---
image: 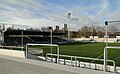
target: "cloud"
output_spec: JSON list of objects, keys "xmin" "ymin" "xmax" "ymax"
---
[
  {"xmin": 0, "ymin": 0, "xmax": 120, "ymax": 31},
  {"xmin": 7, "ymin": 17, "xmax": 58, "ymax": 29},
  {"xmin": 0, "ymin": 0, "xmax": 68, "ymax": 29},
  {"xmin": 91, "ymin": 0, "xmax": 120, "ymax": 24},
  {"xmin": 3, "ymin": 0, "xmax": 46, "ymax": 11},
  {"xmin": 97, "ymin": 0, "xmax": 109, "ymax": 14}
]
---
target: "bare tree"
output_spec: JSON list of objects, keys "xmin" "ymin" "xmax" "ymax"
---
[
  {"xmin": 108, "ymin": 25, "xmax": 118, "ymax": 33},
  {"xmin": 79, "ymin": 26, "xmax": 92, "ymax": 38},
  {"xmin": 97, "ymin": 31, "xmax": 105, "ymax": 38}
]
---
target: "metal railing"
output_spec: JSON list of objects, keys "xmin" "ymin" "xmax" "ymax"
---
[
  {"xmin": 46, "ymin": 53, "xmax": 116, "ymax": 73},
  {"xmin": 26, "ymin": 43, "xmax": 60, "ymax": 63},
  {"xmin": 104, "ymin": 46, "xmax": 120, "ymax": 73}
]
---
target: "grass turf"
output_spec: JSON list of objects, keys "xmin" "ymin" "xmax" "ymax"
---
[{"xmin": 28, "ymin": 42, "xmax": 120, "ymax": 66}]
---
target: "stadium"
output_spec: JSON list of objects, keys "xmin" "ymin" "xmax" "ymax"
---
[
  {"xmin": 2, "ymin": 0, "xmax": 120, "ymax": 74},
  {"xmin": 0, "ymin": 21, "xmax": 120, "ymax": 74}
]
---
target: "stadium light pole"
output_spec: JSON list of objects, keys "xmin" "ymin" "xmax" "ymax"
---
[
  {"xmin": 67, "ymin": 13, "xmax": 79, "ymax": 40},
  {"xmin": 21, "ymin": 28, "xmax": 26, "ymax": 50},
  {"xmin": 104, "ymin": 20, "xmax": 120, "ymax": 72},
  {"xmin": 104, "ymin": 21, "xmax": 108, "ymax": 72},
  {"xmin": 105, "ymin": 21, "xmax": 108, "ymax": 47},
  {"xmin": 49, "ymin": 27, "xmax": 53, "ymax": 61},
  {"xmin": 67, "ymin": 13, "xmax": 71, "ymax": 40},
  {"xmin": 21, "ymin": 30, "xmax": 23, "ymax": 50},
  {"xmin": 105, "ymin": 20, "xmax": 120, "ymax": 46}
]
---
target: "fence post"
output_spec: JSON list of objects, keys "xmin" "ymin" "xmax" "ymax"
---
[
  {"xmin": 75, "ymin": 57, "xmax": 77, "ymax": 67},
  {"xmin": 89, "ymin": 63, "xmax": 91, "ymax": 69},
  {"xmin": 113, "ymin": 61, "xmax": 116, "ymax": 73},
  {"xmin": 95, "ymin": 63, "xmax": 97, "ymax": 70},
  {"xmin": 78, "ymin": 61, "xmax": 80, "ymax": 67},
  {"xmin": 71, "ymin": 57, "xmax": 73, "ymax": 66},
  {"xmin": 51, "ymin": 56, "xmax": 53, "ymax": 63},
  {"xmin": 64, "ymin": 59, "xmax": 65, "ymax": 65}
]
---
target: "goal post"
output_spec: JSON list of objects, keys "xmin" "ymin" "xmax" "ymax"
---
[{"xmin": 25, "ymin": 43, "xmax": 60, "ymax": 63}]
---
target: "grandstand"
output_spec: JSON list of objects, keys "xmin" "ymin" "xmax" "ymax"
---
[{"xmin": 2, "ymin": 29, "xmax": 66, "ymax": 46}]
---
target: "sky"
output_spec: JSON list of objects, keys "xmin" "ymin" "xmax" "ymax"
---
[{"xmin": 0, "ymin": 0, "xmax": 120, "ymax": 30}]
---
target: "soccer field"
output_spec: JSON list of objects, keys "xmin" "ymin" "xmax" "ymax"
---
[
  {"xmin": 28, "ymin": 42, "xmax": 120, "ymax": 66},
  {"xmin": 41, "ymin": 42, "xmax": 120, "ymax": 66}
]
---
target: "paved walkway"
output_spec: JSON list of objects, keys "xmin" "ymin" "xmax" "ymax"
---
[{"xmin": 0, "ymin": 55, "xmax": 115, "ymax": 74}]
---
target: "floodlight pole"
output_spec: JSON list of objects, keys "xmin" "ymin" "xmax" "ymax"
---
[
  {"xmin": 49, "ymin": 27, "xmax": 53, "ymax": 61},
  {"xmin": 104, "ymin": 21, "xmax": 108, "ymax": 72},
  {"xmin": 22, "ymin": 30, "xmax": 23, "ymax": 46},
  {"xmin": 104, "ymin": 20, "xmax": 120, "ymax": 72},
  {"xmin": 21, "ymin": 30, "xmax": 23, "ymax": 50},
  {"xmin": 68, "ymin": 13, "xmax": 71, "ymax": 40},
  {"xmin": 105, "ymin": 21, "xmax": 108, "ymax": 46},
  {"xmin": 67, "ymin": 13, "xmax": 79, "ymax": 40}
]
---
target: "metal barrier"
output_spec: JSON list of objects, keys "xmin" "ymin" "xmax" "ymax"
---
[
  {"xmin": 26, "ymin": 43, "xmax": 60, "ymax": 63},
  {"xmin": 46, "ymin": 53, "xmax": 116, "ymax": 73},
  {"xmin": 104, "ymin": 46, "xmax": 120, "ymax": 73}
]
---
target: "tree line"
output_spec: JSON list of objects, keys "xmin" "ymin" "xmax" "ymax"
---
[{"xmin": 70, "ymin": 25, "xmax": 119, "ymax": 38}]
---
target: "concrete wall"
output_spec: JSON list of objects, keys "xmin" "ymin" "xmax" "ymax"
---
[
  {"xmin": 0, "ymin": 49, "xmax": 25, "ymax": 58},
  {"xmin": 72, "ymin": 38, "xmax": 117, "ymax": 42},
  {"xmin": 0, "ymin": 49, "xmax": 41, "ymax": 60}
]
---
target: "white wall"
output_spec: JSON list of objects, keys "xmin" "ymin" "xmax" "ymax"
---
[
  {"xmin": 0, "ymin": 49, "xmax": 25, "ymax": 58},
  {"xmin": 72, "ymin": 38, "xmax": 117, "ymax": 42},
  {"xmin": 116, "ymin": 36, "xmax": 120, "ymax": 38}
]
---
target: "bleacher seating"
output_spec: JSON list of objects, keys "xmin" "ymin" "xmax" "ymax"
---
[
  {"xmin": 3, "ymin": 29, "xmax": 66, "ymax": 46},
  {"xmin": 4, "ymin": 36, "xmax": 67, "ymax": 46}
]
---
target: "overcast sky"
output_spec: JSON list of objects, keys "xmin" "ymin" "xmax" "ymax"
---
[{"xmin": 0, "ymin": 0, "xmax": 120, "ymax": 30}]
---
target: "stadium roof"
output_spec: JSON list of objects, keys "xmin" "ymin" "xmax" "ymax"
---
[{"xmin": 4, "ymin": 29, "xmax": 65, "ymax": 36}]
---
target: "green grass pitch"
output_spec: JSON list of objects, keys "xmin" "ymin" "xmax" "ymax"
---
[{"xmin": 29, "ymin": 42, "xmax": 120, "ymax": 66}]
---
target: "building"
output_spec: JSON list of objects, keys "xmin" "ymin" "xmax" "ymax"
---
[
  {"xmin": 63, "ymin": 24, "xmax": 68, "ymax": 31},
  {"xmin": 54, "ymin": 25, "xmax": 60, "ymax": 32}
]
